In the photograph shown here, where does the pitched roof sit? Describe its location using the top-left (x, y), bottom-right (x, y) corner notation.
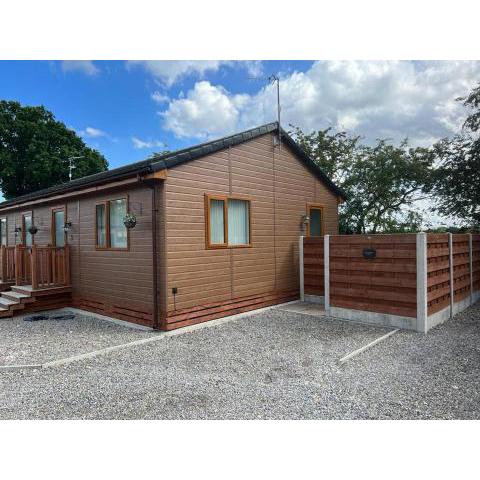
top-left (0, 122), bottom-right (346, 209)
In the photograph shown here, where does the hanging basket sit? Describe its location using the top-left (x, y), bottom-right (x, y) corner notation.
top-left (27, 225), bottom-right (38, 235)
top-left (123, 213), bottom-right (137, 229)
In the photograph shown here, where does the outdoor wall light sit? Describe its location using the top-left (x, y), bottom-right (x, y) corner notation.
top-left (63, 221), bottom-right (73, 232)
top-left (301, 214), bottom-right (310, 225)
top-left (14, 226), bottom-right (22, 235)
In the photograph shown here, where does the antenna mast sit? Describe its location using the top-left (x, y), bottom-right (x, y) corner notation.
top-left (268, 75), bottom-right (281, 144)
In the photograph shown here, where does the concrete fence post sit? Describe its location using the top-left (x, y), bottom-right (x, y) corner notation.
top-left (324, 235), bottom-right (330, 316)
top-left (469, 233), bottom-right (473, 305)
top-left (416, 232), bottom-right (428, 333)
top-left (449, 233), bottom-right (454, 319)
top-left (299, 236), bottom-right (304, 302)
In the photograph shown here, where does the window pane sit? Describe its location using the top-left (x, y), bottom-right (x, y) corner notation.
top-left (228, 199), bottom-right (249, 245)
top-left (310, 208), bottom-right (322, 236)
top-left (0, 219), bottom-right (6, 246)
top-left (24, 215), bottom-right (33, 246)
top-left (209, 199), bottom-right (225, 244)
top-left (96, 204), bottom-right (106, 247)
top-left (54, 211), bottom-right (65, 247)
top-left (109, 199), bottom-right (127, 248)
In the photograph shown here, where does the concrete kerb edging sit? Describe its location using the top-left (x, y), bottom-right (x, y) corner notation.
top-left (0, 300), bottom-right (299, 371)
top-left (339, 328), bottom-right (399, 364)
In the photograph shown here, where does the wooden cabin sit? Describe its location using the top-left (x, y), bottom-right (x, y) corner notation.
top-left (0, 123), bottom-right (346, 329)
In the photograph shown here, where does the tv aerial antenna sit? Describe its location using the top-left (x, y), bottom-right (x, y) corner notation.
top-left (249, 73), bottom-right (282, 146)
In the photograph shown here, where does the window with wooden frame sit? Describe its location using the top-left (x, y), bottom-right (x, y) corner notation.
top-left (95, 198), bottom-right (128, 250)
top-left (0, 217), bottom-right (7, 246)
top-left (51, 207), bottom-right (66, 247)
top-left (306, 203), bottom-right (325, 237)
top-left (22, 212), bottom-right (33, 246)
top-left (205, 194), bottom-right (251, 248)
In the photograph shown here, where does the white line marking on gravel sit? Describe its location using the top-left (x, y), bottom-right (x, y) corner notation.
top-left (1, 301), bottom-right (298, 370)
top-left (339, 329), bottom-right (399, 364)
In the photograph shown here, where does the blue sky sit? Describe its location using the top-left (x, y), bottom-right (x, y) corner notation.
top-left (1, 60), bottom-right (479, 172)
top-left (0, 60), bottom-right (310, 169)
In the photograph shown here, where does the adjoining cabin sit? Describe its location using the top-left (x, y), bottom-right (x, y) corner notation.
top-left (0, 123), bottom-right (346, 329)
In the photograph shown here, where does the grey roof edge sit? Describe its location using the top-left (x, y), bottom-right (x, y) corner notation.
top-left (0, 121), bottom-right (346, 209)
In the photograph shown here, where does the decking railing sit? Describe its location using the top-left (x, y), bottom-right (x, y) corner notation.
top-left (0, 246), bottom-right (16, 283)
top-left (7, 245), bottom-right (71, 289)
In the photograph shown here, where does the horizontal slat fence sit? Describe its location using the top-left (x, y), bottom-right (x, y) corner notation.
top-left (301, 232), bottom-right (480, 332)
top-left (453, 234), bottom-right (471, 303)
top-left (303, 237), bottom-right (324, 296)
top-left (473, 235), bottom-right (480, 292)
top-left (427, 234), bottom-right (451, 315)
top-left (328, 234), bottom-right (417, 318)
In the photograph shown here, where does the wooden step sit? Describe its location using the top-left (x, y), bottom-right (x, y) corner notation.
top-left (0, 297), bottom-right (22, 309)
top-left (12, 285), bottom-right (72, 296)
top-left (1, 291), bottom-right (33, 303)
top-left (0, 307), bottom-right (13, 318)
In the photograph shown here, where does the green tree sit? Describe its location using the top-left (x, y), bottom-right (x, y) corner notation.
top-left (290, 126), bottom-right (432, 234)
top-left (0, 101), bottom-right (108, 199)
top-left (428, 84), bottom-right (480, 227)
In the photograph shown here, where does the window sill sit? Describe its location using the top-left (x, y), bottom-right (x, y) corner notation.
top-left (206, 244), bottom-right (252, 250)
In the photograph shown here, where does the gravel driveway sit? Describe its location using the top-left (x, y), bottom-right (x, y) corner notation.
top-left (1, 302), bottom-right (479, 419)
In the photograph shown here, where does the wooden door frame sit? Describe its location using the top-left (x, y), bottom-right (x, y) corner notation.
top-left (306, 203), bottom-right (325, 237)
top-left (21, 211), bottom-right (34, 246)
top-left (51, 206), bottom-right (67, 247)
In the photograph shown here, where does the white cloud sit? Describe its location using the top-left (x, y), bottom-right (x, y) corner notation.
top-left (79, 126), bottom-right (107, 138)
top-left (160, 81), bottom-right (247, 139)
top-left (127, 60), bottom-right (224, 87)
top-left (61, 60), bottom-right (99, 76)
top-left (126, 60), bottom-right (264, 87)
top-left (131, 137), bottom-right (166, 149)
top-left (151, 91), bottom-right (170, 104)
top-left (159, 61), bottom-right (480, 146)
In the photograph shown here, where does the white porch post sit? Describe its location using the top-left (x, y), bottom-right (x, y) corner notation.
top-left (416, 232), bottom-right (428, 333)
top-left (324, 235), bottom-right (330, 316)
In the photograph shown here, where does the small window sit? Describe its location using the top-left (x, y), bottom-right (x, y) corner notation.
top-left (96, 204), bottom-right (107, 248)
top-left (52, 209), bottom-right (65, 247)
top-left (0, 218), bottom-right (6, 246)
top-left (228, 199), bottom-right (250, 245)
top-left (205, 194), bottom-right (251, 248)
top-left (307, 204), bottom-right (324, 237)
top-left (109, 199), bottom-right (127, 248)
top-left (95, 198), bottom-right (128, 249)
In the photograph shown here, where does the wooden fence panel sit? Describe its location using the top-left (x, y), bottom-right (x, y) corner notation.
top-left (427, 233), bottom-right (450, 315)
top-left (303, 237), bottom-right (324, 296)
top-left (452, 234), bottom-right (471, 303)
top-left (473, 234), bottom-right (480, 293)
top-left (329, 234), bottom-right (417, 318)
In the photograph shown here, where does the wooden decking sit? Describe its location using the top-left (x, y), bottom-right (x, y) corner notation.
top-left (0, 245), bottom-right (72, 318)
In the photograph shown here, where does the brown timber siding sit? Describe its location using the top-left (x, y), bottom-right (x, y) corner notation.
top-left (329, 234), bottom-right (417, 318)
top-left (164, 132), bottom-right (339, 329)
top-left (1, 183), bottom-right (158, 327)
top-left (303, 237), bottom-right (324, 296)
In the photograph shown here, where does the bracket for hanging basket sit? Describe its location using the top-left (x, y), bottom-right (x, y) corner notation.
top-left (123, 213), bottom-right (137, 229)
